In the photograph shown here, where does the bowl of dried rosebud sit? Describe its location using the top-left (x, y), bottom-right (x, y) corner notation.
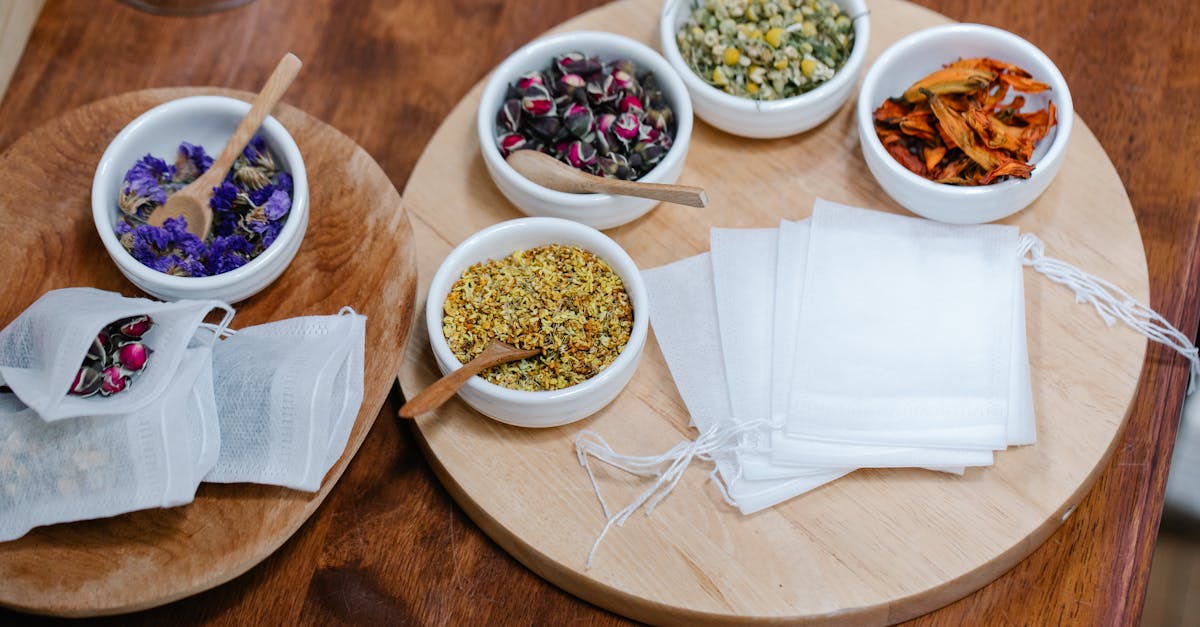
top-left (425, 217), bottom-right (648, 427)
top-left (92, 95), bottom-right (309, 302)
top-left (856, 23), bottom-right (1074, 224)
top-left (477, 30), bottom-right (693, 230)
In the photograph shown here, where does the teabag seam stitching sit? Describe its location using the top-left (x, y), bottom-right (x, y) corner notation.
top-left (575, 227), bottom-right (1200, 569)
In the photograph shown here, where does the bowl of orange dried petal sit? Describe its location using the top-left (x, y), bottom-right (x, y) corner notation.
top-left (856, 23), bottom-right (1073, 224)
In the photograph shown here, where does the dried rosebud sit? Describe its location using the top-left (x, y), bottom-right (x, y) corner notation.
top-left (586, 74), bottom-right (617, 105)
top-left (118, 315), bottom-right (152, 338)
top-left (634, 141), bottom-right (667, 168)
top-left (99, 366), bottom-right (127, 396)
top-left (515, 71), bottom-right (545, 91)
top-left (596, 113), bottom-right (617, 134)
top-left (611, 69), bottom-right (635, 94)
top-left (618, 95), bottom-right (644, 115)
top-left (555, 52), bottom-right (600, 76)
top-left (597, 152), bottom-right (631, 179)
top-left (565, 140), bottom-right (598, 170)
top-left (557, 73), bottom-right (587, 101)
top-left (86, 334), bottom-right (106, 365)
top-left (496, 98), bottom-right (522, 133)
top-left (528, 115), bottom-right (564, 141)
top-left (645, 106), bottom-right (673, 131)
top-left (612, 112), bottom-right (640, 143)
top-left (520, 84), bottom-right (556, 117)
top-left (563, 102), bottom-right (595, 139)
top-left (118, 342), bottom-right (150, 371)
top-left (497, 133), bottom-right (527, 157)
top-left (68, 366), bottom-right (103, 397)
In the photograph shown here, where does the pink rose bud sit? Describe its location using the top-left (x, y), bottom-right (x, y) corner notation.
top-left (613, 112), bottom-right (640, 142)
top-left (69, 366), bottom-right (103, 397)
top-left (118, 342), bottom-right (149, 371)
top-left (119, 315), bottom-right (152, 338)
top-left (618, 95), bottom-right (643, 115)
top-left (100, 366), bottom-right (127, 396)
top-left (515, 72), bottom-right (544, 90)
top-left (497, 133), bottom-right (527, 156)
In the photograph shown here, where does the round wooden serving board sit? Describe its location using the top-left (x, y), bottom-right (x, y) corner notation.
top-left (398, 1), bottom-right (1148, 624)
top-left (0, 88), bottom-right (417, 616)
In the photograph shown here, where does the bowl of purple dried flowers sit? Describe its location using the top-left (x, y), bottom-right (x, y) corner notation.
top-left (477, 30), bottom-right (693, 230)
top-left (92, 95), bottom-right (308, 303)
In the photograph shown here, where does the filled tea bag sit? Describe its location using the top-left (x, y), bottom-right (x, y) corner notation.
top-left (0, 287), bottom-right (229, 421)
top-left (785, 200), bottom-right (1019, 449)
top-left (0, 346), bottom-right (211, 541)
top-left (205, 310), bottom-right (366, 491)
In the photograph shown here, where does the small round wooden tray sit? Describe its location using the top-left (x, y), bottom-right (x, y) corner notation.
top-left (0, 87), bottom-right (417, 617)
top-left (400, 0), bottom-right (1149, 624)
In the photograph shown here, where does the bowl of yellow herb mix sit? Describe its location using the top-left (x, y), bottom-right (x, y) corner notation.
top-left (425, 217), bottom-right (649, 428)
top-left (660, 0), bottom-right (869, 138)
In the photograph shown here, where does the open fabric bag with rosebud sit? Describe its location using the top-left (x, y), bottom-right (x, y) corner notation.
top-left (0, 288), bottom-right (365, 541)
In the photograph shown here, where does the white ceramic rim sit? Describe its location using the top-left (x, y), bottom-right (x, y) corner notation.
top-left (476, 30), bottom-right (694, 208)
top-left (425, 217), bottom-right (649, 406)
top-left (91, 95), bottom-right (309, 289)
top-left (855, 23), bottom-right (1075, 200)
top-left (658, 0), bottom-right (871, 114)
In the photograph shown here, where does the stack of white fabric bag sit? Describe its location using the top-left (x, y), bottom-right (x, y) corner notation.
top-left (577, 198), bottom-right (1198, 565)
top-left (0, 287), bottom-right (365, 541)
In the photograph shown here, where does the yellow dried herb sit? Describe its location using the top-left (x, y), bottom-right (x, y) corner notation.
top-left (442, 244), bottom-right (633, 391)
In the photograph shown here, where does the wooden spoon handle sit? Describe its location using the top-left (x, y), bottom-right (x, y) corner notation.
top-left (587, 177), bottom-right (709, 208)
top-left (197, 53), bottom-right (303, 188)
top-left (398, 345), bottom-right (539, 418)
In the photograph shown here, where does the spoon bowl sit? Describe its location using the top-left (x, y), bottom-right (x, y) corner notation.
top-left (147, 53), bottom-right (303, 237)
top-left (505, 150), bottom-right (707, 208)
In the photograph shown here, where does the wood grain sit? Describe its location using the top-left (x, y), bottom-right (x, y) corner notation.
top-left (0, 0), bottom-right (1195, 624)
top-left (0, 87), bottom-right (416, 616)
top-left (397, 0), bottom-right (1147, 623)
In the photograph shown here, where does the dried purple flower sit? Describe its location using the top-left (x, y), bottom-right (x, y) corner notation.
top-left (263, 189), bottom-right (291, 221)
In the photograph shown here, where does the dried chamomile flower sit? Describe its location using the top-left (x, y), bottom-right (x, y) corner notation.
top-left (676, 0), bottom-right (855, 101)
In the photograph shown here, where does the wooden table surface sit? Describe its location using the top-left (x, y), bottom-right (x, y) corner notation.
top-left (0, 0), bottom-right (1196, 624)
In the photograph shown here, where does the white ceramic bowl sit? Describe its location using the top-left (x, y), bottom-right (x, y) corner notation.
top-left (856, 23), bottom-right (1074, 224)
top-left (92, 95), bottom-right (309, 303)
top-left (425, 217), bottom-right (648, 427)
top-left (659, 0), bottom-right (870, 138)
top-left (477, 31), bottom-right (693, 230)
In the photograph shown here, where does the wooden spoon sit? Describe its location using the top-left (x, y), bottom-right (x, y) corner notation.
top-left (146, 52), bottom-right (303, 238)
top-left (505, 149), bottom-right (709, 208)
top-left (398, 339), bottom-right (540, 418)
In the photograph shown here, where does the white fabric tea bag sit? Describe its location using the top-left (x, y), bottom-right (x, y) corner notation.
top-left (0, 287), bottom-right (229, 421)
top-left (0, 346), bottom-right (210, 541)
top-left (205, 310), bottom-right (366, 492)
top-left (323, 312), bottom-right (366, 470)
top-left (785, 200), bottom-right (1018, 449)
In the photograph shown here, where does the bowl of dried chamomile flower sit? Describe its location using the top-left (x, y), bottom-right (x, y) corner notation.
top-left (660, 0), bottom-right (869, 138)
